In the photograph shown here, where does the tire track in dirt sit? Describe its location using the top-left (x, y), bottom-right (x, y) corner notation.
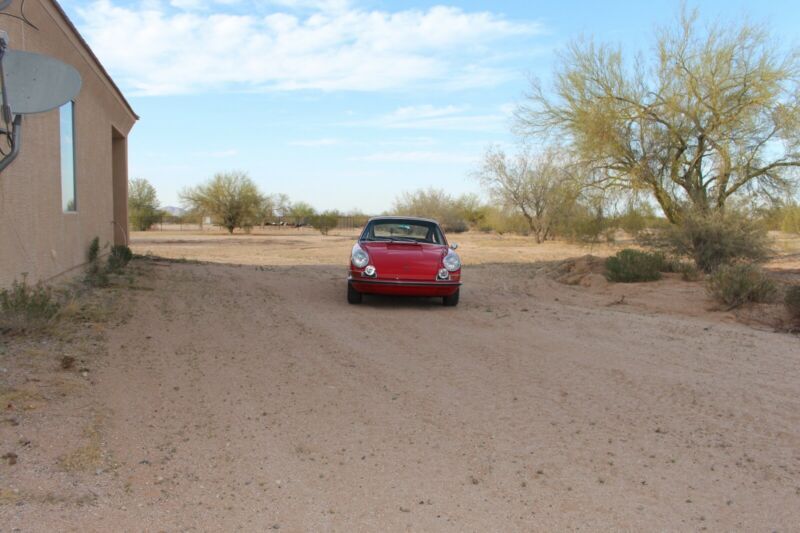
top-left (7, 259), bottom-right (799, 531)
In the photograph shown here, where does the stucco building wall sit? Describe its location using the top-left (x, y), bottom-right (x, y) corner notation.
top-left (0, 0), bottom-right (136, 287)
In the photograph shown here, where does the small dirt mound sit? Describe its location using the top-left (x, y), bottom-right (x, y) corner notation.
top-left (550, 255), bottom-right (608, 288)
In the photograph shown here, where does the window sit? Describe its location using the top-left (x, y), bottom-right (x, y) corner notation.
top-left (363, 219), bottom-right (444, 244)
top-left (60, 102), bottom-right (76, 212)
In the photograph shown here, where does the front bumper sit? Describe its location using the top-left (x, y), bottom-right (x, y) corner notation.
top-left (348, 276), bottom-right (461, 296)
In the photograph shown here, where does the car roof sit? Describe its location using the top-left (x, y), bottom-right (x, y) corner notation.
top-left (366, 216), bottom-right (439, 224)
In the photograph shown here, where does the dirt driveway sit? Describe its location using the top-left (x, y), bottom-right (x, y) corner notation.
top-left (4, 250), bottom-right (799, 531)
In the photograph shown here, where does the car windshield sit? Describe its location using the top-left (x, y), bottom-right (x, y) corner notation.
top-left (362, 220), bottom-right (444, 244)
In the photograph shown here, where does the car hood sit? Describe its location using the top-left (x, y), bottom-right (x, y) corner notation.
top-left (360, 241), bottom-right (447, 280)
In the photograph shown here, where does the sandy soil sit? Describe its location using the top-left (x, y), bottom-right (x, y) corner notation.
top-left (2, 230), bottom-right (799, 531)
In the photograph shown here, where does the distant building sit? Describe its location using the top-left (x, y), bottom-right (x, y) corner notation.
top-left (0, 0), bottom-right (137, 287)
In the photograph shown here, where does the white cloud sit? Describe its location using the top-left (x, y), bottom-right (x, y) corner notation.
top-left (343, 103), bottom-right (510, 132)
top-left (498, 102), bottom-right (517, 116)
top-left (268, 0), bottom-right (350, 12)
top-left (74, 0), bottom-right (541, 95)
top-left (386, 104), bottom-right (464, 121)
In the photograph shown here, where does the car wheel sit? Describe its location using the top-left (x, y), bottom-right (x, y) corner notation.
top-left (442, 288), bottom-right (459, 307)
top-left (347, 283), bottom-right (363, 304)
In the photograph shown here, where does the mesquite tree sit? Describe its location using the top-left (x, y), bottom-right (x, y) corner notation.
top-left (180, 171), bottom-right (262, 234)
top-left (476, 146), bottom-right (579, 243)
top-left (516, 9), bottom-right (800, 223)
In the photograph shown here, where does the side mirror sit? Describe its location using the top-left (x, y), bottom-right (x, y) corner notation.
top-left (450, 243), bottom-right (458, 250)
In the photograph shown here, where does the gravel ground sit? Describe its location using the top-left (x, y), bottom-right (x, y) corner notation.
top-left (3, 254), bottom-right (799, 531)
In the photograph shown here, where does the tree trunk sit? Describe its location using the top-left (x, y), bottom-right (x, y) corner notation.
top-left (651, 185), bottom-right (682, 224)
top-left (520, 207), bottom-right (541, 243)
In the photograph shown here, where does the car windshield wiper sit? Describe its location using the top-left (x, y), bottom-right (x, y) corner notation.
top-left (363, 237), bottom-right (422, 243)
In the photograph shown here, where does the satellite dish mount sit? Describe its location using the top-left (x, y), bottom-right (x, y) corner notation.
top-left (0, 31), bottom-right (21, 172)
top-left (0, 28), bottom-right (82, 173)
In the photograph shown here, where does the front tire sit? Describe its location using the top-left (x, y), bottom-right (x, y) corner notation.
top-left (347, 283), bottom-right (363, 304)
top-left (442, 288), bottom-right (460, 307)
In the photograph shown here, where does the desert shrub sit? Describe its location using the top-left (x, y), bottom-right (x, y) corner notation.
top-left (392, 189), bottom-right (469, 233)
top-left (455, 194), bottom-right (487, 229)
top-left (479, 207), bottom-right (531, 235)
top-left (616, 205), bottom-right (648, 236)
top-left (476, 146), bottom-right (581, 243)
top-left (128, 178), bottom-right (162, 231)
top-left (0, 276), bottom-right (61, 333)
top-left (562, 210), bottom-right (611, 243)
top-left (645, 211), bottom-right (770, 273)
top-left (612, 203), bottom-right (671, 237)
top-left (781, 205), bottom-right (800, 234)
top-left (657, 256), bottom-right (679, 273)
top-left (756, 204), bottom-right (785, 231)
top-left (605, 249), bottom-right (665, 282)
top-left (84, 237), bottom-right (109, 287)
top-left (107, 245), bottom-right (133, 272)
top-left (706, 264), bottom-right (777, 309)
top-left (310, 210), bottom-right (340, 235)
top-left (87, 237), bottom-right (102, 266)
top-left (180, 171), bottom-right (263, 234)
top-left (759, 203), bottom-right (800, 233)
top-left (675, 261), bottom-right (702, 281)
top-left (785, 285), bottom-right (800, 320)
top-left (652, 255), bottom-right (700, 280)
top-left (440, 216), bottom-right (468, 233)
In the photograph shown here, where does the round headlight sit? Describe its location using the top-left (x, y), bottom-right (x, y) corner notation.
top-left (437, 268), bottom-right (450, 280)
top-left (351, 246), bottom-right (369, 268)
top-left (443, 250), bottom-right (461, 272)
top-left (364, 265), bottom-right (376, 277)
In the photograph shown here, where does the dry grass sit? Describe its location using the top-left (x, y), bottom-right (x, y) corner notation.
top-left (130, 227), bottom-right (626, 266)
top-left (0, 387), bottom-right (44, 410)
top-left (131, 226), bottom-right (800, 270)
top-left (0, 487), bottom-right (21, 504)
top-left (58, 417), bottom-right (105, 472)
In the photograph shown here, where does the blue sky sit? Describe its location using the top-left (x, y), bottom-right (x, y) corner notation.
top-left (60, 0), bottom-right (800, 213)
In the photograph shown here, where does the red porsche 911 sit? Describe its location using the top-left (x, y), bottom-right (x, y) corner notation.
top-left (347, 216), bottom-right (462, 306)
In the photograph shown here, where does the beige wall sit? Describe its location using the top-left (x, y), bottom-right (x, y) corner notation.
top-left (0, 0), bottom-right (136, 287)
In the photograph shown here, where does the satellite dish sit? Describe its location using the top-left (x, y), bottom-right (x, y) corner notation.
top-left (2, 49), bottom-right (81, 114)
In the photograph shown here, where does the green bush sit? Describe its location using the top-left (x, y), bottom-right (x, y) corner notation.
top-left (440, 216), bottom-right (468, 233)
top-left (615, 206), bottom-right (647, 236)
top-left (676, 261), bottom-right (702, 281)
top-left (128, 178), bottom-right (162, 231)
top-left (611, 203), bottom-right (671, 237)
top-left (785, 285), bottom-right (800, 320)
top-left (645, 211), bottom-right (770, 273)
top-left (392, 188), bottom-right (469, 233)
top-left (309, 210), bottom-right (340, 235)
top-left (781, 205), bottom-right (800, 234)
top-left (107, 244), bottom-right (133, 272)
top-left (605, 249), bottom-right (665, 282)
top-left (0, 276), bottom-right (61, 333)
top-left (653, 255), bottom-right (701, 281)
top-left (454, 193), bottom-right (487, 229)
top-left (479, 207), bottom-right (531, 235)
top-left (563, 210), bottom-right (610, 243)
top-left (87, 236), bottom-right (101, 263)
top-left (706, 264), bottom-right (777, 309)
top-left (85, 237), bottom-right (109, 287)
